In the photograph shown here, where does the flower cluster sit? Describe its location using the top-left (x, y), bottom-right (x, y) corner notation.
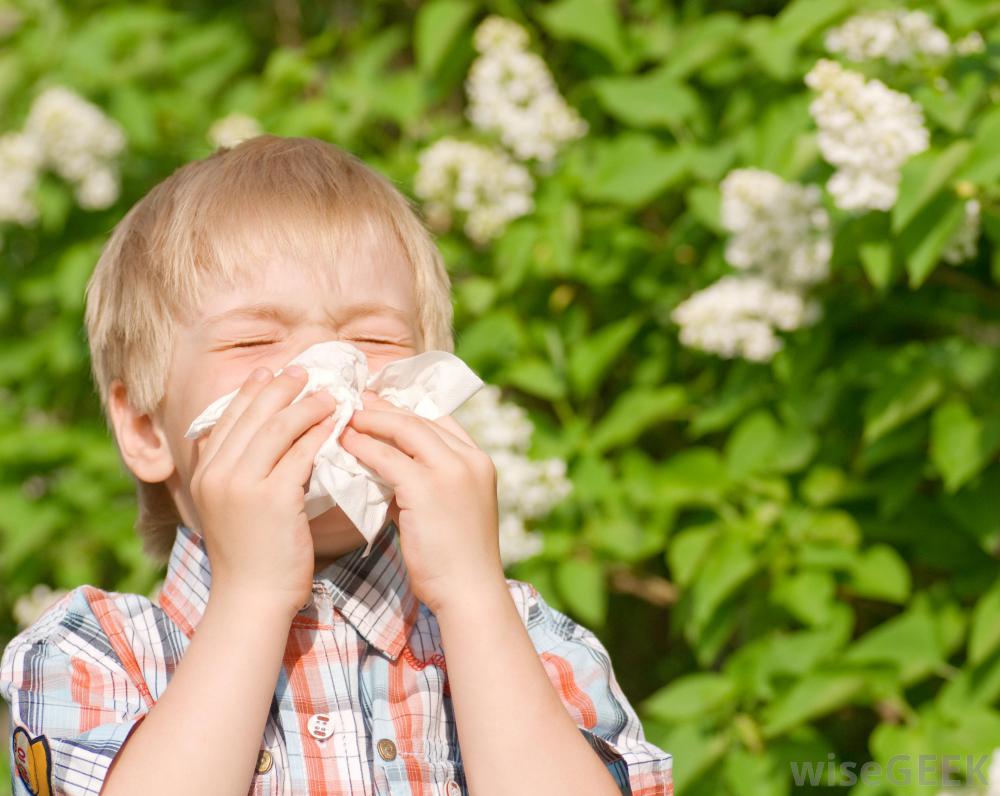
top-left (465, 15), bottom-right (588, 166)
top-left (1, 86), bottom-right (126, 249)
top-left (452, 383), bottom-right (572, 565)
top-left (415, 16), bottom-right (588, 243)
top-left (824, 9), bottom-right (951, 63)
top-left (942, 199), bottom-right (982, 264)
top-left (720, 169), bottom-right (832, 287)
top-left (208, 111), bottom-right (264, 149)
top-left (673, 169), bottom-right (828, 362)
top-left (672, 274), bottom-right (821, 362)
top-left (935, 748), bottom-right (1000, 796)
top-left (24, 86), bottom-right (127, 210)
top-left (414, 138), bottom-right (534, 245)
top-left (806, 59), bottom-right (929, 211)
top-left (13, 584), bottom-right (67, 630)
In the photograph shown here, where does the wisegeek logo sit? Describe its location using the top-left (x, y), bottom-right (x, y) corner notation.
top-left (789, 754), bottom-right (991, 788)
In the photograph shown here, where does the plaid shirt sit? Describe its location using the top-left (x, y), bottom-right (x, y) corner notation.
top-left (2, 520), bottom-right (672, 795)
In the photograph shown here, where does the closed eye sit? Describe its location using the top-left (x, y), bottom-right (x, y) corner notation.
top-left (230, 338), bottom-right (399, 349)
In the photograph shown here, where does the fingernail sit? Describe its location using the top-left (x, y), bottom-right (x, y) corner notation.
top-left (252, 367), bottom-right (270, 382)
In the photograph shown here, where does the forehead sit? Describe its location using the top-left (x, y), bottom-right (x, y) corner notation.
top-left (193, 224), bottom-right (418, 327)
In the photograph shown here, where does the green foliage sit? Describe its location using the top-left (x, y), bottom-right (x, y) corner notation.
top-left (1, 1), bottom-right (999, 794)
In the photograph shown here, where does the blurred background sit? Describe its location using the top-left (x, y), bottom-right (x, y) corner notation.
top-left (1, 0), bottom-right (999, 793)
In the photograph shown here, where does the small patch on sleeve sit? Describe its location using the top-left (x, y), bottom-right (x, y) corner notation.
top-left (12, 725), bottom-right (53, 796)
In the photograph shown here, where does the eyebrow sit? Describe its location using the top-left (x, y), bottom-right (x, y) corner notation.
top-left (201, 301), bottom-right (413, 329)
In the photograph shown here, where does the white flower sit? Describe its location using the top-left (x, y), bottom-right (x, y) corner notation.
top-left (13, 584), bottom-right (69, 630)
top-left (954, 31), bottom-right (986, 55)
top-left (942, 199), bottom-right (981, 264)
top-left (0, 130), bottom-right (45, 225)
top-left (24, 85), bottom-right (126, 210)
top-left (806, 59), bottom-right (929, 211)
top-left (721, 169), bottom-right (831, 286)
top-left (672, 274), bottom-right (821, 362)
top-left (473, 15), bottom-right (530, 53)
top-left (414, 137), bottom-right (534, 244)
top-left (452, 383), bottom-right (572, 565)
top-left (465, 15), bottom-right (587, 165)
top-left (208, 112), bottom-right (264, 149)
top-left (825, 9), bottom-right (951, 63)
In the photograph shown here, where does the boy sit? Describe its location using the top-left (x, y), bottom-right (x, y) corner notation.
top-left (1, 135), bottom-right (673, 795)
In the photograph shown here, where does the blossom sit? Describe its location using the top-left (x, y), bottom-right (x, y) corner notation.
top-left (0, 130), bottom-right (45, 226)
top-left (465, 15), bottom-right (588, 165)
top-left (824, 9), bottom-right (951, 63)
top-left (452, 383), bottom-right (572, 566)
top-left (806, 59), bottom-right (929, 211)
top-left (954, 31), bottom-right (986, 55)
top-left (942, 199), bottom-right (981, 264)
top-left (721, 169), bottom-right (832, 286)
top-left (13, 584), bottom-right (68, 630)
top-left (414, 137), bottom-right (534, 244)
top-left (671, 274), bottom-right (821, 362)
top-left (24, 85), bottom-right (127, 210)
top-left (208, 112), bottom-right (264, 149)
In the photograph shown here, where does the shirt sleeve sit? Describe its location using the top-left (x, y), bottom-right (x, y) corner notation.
top-left (1, 587), bottom-right (153, 796)
top-left (505, 579), bottom-right (673, 796)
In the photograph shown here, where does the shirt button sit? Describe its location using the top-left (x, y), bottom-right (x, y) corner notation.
top-left (256, 749), bottom-right (273, 774)
top-left (307, 713), bottom-right (334, 740)
top-left (376, 738), bottom-right (397, 761)
top-left (445, 779), bottom-right (461, 795)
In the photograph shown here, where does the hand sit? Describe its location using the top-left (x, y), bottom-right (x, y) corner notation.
top-left (339, 391), bottom-right (506, 615)
top-left (189, 365), bottom-right (338, 617)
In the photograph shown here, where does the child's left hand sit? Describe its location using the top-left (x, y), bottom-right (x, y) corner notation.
top-left (339, 391), bottom-right (505, 615)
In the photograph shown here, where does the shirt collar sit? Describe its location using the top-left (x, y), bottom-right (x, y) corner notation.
top-left (158, 519), bottom-right (418, 662)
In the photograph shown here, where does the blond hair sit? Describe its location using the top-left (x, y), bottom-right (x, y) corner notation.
top-left (84, 135), bottom-right (454, 564)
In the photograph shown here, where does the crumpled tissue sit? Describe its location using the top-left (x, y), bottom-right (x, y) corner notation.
top-left (184, 340), bottom-right (485, 556)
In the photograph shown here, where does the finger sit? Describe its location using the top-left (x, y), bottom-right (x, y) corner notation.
top-left (270, 411), bottom-right (339, 490)
top-left (197, 367), bottom-right (274, 465)
top-left (210, 366), bottom-right (312, 475)
top-left (347, 407), bottom-right (455, 465)
top-left (243, 390), bottom-right (338, 482)
top-left (359, 393), bottom-right (478, 452)
top-left (339, 424), bottom-right (423, 488)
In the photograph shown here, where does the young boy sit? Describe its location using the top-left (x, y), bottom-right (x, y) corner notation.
top-left (1, 135), bottom-right (673, 795)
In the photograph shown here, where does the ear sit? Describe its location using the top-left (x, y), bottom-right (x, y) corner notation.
top-left (107, 378), bottom-right (176, 483)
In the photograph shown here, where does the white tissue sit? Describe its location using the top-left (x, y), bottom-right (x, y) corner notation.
top-left (183, 340), bottom-right (485, 557)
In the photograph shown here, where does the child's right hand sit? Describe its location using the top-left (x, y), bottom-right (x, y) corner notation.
top-left (189, 364), bottom-right (338, 617)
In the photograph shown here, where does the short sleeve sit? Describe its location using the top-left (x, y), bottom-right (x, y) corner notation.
top-left (1, 587), bottom-right (153, 796)
top-left (506, 579), bottom-right (673, 796)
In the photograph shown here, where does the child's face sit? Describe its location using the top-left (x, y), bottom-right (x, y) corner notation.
top-left (153, 229), bottom-right (423, 564)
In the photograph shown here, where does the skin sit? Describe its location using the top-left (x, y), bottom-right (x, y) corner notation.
top-left (104, 225), bottom-right (621, 795)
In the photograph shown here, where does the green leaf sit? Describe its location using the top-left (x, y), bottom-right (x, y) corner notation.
top-left (931, 399), bottom-right (986, 492)
top-left (641, 673), bottom-right (737, 722)
top-left (536, 0), bottom-right (629, 68)
top-left (658, 449), bottom-right (730, 505)
top-left (589, 385), bottom-right (687, 453)
top-left (580, 133), bottom-right (691, 207)
top-left (685, 185), bottom-right (723, 233)
top-left (892, 142), bottom-right (973, 234)
top-left (969, 581), bottom-right (1000, 666)
top-left (669, 524), bottom-right (718, 587)
top-left (761, 671), bottom-right (867, 738)
top-left (413, 0), bottom-right (475, 76)
top-left (725, 410), bottom-right (780, 480)
top-left (847, 544), bottom-right (911, 604)
top-left (567, 315), bottom-right (644, 398)
top-left (591, 67), bottom-right (702, 129)
top-left (662, 14), bottom-right (742, 79)
top-left (498, 356), bottom-right (566, 401)
top-left (554, 557), bottom-right (607, 627)
top-left (903, 193), bottom-right (968, 288)
top-left (863, 367), bottom-right (944, 444)
top-left (772, 571), bottom-right (836, 626)
top-left (690, 533), bottom-right (759, 637)
top-left (940, 465), bottom-right (1000, 554)
top-left (859, 241), bottom-right (895, 292)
